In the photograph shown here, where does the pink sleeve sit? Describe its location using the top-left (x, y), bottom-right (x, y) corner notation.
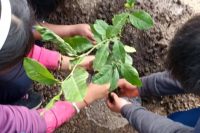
top-left (38, 101), bottom-right (76, 133)
top-left (27, 45), bottom-right (61, 70)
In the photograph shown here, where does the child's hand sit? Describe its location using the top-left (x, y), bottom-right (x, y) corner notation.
top-left (118, 79), bottom-right (139, 98)
top-left (72, 24), bottom-right (96, 44)
top-left (106, 93), bottom-right (131, 113)
top-left (84, 83), bottom-right (110, 105)
top-left (60, 55), bottom-right (95, 71)
top-left (79, 55), bottom-right (95, 71)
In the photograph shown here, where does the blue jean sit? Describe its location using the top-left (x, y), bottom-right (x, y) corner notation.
top-left (168, 107), bottom-right (200, 127)
top-left (0, 62), bottom-right (32, 104)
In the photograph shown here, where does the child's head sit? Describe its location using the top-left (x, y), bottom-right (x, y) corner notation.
top-left (166, 15), bottom-right (200, 93)
top-left (27, 0), bottom-right (58, 20)
top-left (0, 0), bottom-right (34, 70)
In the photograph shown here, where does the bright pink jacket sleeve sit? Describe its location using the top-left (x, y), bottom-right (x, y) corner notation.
top-left (38, 101), bottom-right (76, 133)
top-left (27, 45), bottom-right (61, 70)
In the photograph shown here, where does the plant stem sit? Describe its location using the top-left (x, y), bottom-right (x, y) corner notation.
top-left (78, 37), bottom-right (119, 58)
top-left (64, 37), bottom-right (119, 81)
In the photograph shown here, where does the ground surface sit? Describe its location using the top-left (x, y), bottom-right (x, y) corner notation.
top-left (34, 0), bottom-right (200, 132)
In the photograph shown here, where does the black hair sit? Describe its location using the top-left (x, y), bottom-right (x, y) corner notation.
top-left (0, 0), bottom-right (34, 70)
top-left (27, 0), bottom-right (58, 20)
top-left (166, 15), bottom-right (200, 92)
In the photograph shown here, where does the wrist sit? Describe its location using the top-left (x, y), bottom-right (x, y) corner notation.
top-left (72, 102), bottom-right (80, 113)
top-left (84, 95), bottom-right (94, 105)
top-left (66, 24), bottom-right (79, 37)
top-left (59, 55), bottom-right (71, 71)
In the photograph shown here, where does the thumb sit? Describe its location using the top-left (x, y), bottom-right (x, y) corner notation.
top-left (111, 93), bottom-right (119, 102)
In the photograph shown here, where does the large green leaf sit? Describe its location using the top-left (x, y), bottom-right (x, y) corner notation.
top-left (23, 58), bottom-right (59, 85)
top-left (112, 40), bottom-right (126, 63)
top-left (35, 26), bottom-right (76, 56)
top-left (93, 20), bottom-right (109, 39)
top-left (110, 68), bottom-right (120, 91)
top-left (107, 13), bottom-right (128, 38)
top-left (129, 11), bottom-right (154, 30)
top-left (62, 67), bottom-right (88, 102)
top-left (64, 36), bottom-right (93, 54)
top-left (92, 65), bottom-right (112, 84)
top-left (93, 42), bottom-right (109, 71)
top-left (120, 63), bottom-right (142, 87)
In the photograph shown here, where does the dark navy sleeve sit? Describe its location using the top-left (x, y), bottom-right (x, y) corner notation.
top-left (121, 103), bottom-right (194, 133)
top-left (139, 71), bottom-right (186, 97)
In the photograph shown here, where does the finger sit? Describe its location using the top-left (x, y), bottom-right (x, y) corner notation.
top-left (86, 33), bottom-right (96, 44)
top-left (124, 82), bottom-right (137, 90)
top-left (129, 89), bottom-right (139, 97)
top-left (106, 98), bottom-right (114, 108)
top-left (119, 88), bottom-right (139, 97)
top-left (117, 79), bottom-right (124, 87)
top-left (111, 93), bottom-right (119, 101)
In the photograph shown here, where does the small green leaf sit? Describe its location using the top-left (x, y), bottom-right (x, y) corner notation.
top-left (124, 45), bottom-right (136, 53)
top-left (124, 0), bottom-right (135, 8)
top-left (129, 10), bottom-right (154, 30)
top-left (45, 90), bottom-right (62, 109)
top-left (125, 54), bottom-right (133, 65)
top-left (107, 13), bottom-right (128, 38)
top-left (110, 68), bottom-right (119, 91)
top-left (91, 25), bottom-right (102, 43)
top-left (35, 25), bottom-right (77, 56)
top-left (93, 42), bottom-right (110, 71)
top-left (62, 67), bottom-right (88, 102)
top-left (112, 40), bottom-right (126, 63)
top-left (93, 20), bottom-right (109, 39)
top-left (112, 13), bottom-right (129, 26)
top-left (92, 65), bottom-right (112, 84)
top-left (64, 36), bottom-right (93, 54)
top-left (23, 58), bottom-right (59, 85)
top-left (120, 64), bottom-right (142, 87)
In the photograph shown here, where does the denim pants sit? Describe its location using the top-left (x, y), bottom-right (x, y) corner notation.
top-left (0, 62), bottom-right (32, 104)
top-left (168, 107), bottom-right (200, 127)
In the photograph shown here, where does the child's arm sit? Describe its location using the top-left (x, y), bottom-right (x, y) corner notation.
top-left (40, 83), bottom-right (110, 133)
top-left (139, 71), bottom-right (186, 97)
top-left (0, 83), bottom-right (109, 133)
top-left (0, 105), bottom-right (46, 133)
top-left (118, 71), bottom-right (186, 98)
top-left (33, 22), bottom-right (95, 44)
top-left (107, 93), bottom-right (194, 133)
top-left (27, 45), bottom-right (94, 71)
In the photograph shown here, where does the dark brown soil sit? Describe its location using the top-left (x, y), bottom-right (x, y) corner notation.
top-left (34, 0), bottom-right (200, 132)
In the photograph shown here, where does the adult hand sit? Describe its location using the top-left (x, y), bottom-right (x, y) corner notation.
top-left (72, 24), bottom-right (96, 44)
top-left (118, 79), bottom-right (139, 98)
top-left (84, 83), bottom-right (110, 105)
top-left (106, 93), bottom-right (131, 113)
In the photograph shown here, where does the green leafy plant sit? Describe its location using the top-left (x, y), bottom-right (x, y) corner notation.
top-left (24, 0), bottom-right (153, 108)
